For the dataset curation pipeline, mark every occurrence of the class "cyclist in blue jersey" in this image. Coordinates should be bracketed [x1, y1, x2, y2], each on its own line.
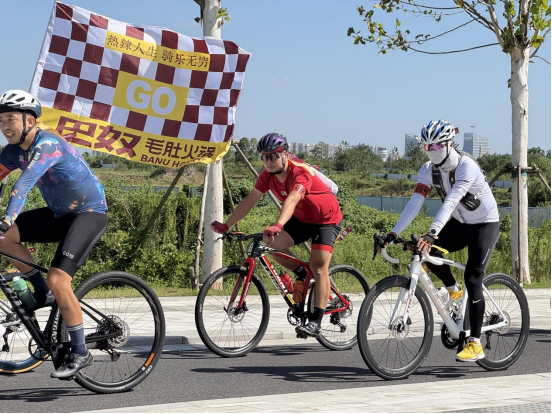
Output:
[0, 90, 108, 378]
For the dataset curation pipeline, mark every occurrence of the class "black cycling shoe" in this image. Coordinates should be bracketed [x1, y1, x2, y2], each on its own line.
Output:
[295, 322, 321, 338]
[51, 351, 93, 379]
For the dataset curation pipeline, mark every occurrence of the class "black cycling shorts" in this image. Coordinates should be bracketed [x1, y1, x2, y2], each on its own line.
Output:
[283, 215, 342, 252]
[16, 208, 108, 277]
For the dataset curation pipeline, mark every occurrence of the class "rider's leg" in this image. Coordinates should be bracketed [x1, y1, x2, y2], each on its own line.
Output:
[49, 212, 108, 378]
[424, 219, 468, 290]
[47, 267, 87, 355]
[309, 247, 332, 312]
[464, 221, 500, 340]
[263, 230, 297, 269]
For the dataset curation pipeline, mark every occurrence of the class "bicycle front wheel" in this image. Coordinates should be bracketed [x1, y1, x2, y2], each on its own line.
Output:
[308, 265, 370, 350]
[195, 265, 270, 358]
[475, 273, 530, 371]
[357, 275, 434, 380]
[59, 271, 166, 394]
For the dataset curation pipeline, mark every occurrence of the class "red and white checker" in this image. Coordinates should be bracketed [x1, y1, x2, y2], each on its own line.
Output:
[30, 2, 250, 143]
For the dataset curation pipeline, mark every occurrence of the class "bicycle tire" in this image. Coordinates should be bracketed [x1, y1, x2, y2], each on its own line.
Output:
[58, 271, 165, 394]
[357, 275, 434, 380]
[472, 273, 530, 371]
[307, 265, 370, 351]
[195, 265, 270, 358]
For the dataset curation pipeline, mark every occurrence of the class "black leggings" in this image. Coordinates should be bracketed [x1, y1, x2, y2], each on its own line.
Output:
[425, 219, 499, 338]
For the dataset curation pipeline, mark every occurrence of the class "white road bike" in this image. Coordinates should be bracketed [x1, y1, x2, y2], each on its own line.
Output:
[357, 235, 530, 380]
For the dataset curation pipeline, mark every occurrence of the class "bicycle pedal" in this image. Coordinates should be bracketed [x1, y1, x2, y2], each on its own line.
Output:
[54, 375, 75, 381]
[296, 332, 308, 340]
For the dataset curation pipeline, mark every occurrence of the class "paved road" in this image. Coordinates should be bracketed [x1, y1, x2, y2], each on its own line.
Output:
[0, 328, 549, 413]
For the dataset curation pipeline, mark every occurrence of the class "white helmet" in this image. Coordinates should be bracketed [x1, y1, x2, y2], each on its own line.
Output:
[0, 90, 42, 118]
[420, 119, 455, 144]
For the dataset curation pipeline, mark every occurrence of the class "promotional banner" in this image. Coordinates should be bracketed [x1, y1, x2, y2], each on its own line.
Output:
[30, 2, 250, 168]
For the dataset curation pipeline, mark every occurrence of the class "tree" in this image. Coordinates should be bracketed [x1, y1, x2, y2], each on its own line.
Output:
[311, 141, 329, 162]
[347, 0, 551, 284]
[334, 141, 385, 173]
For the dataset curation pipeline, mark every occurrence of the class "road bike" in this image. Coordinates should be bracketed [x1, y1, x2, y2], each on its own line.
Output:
[0, 249, 165, 394]
[357, 234, 530, 380]
[195, 229, 369, 357]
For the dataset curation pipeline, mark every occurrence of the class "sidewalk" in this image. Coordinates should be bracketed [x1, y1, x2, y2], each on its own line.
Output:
[86, 373, 551, 413]
[160, 288, 551, 347]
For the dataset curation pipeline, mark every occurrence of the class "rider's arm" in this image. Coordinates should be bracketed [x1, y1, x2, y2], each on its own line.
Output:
[391, 163, 432, 235]
[275, 190, 302, 226]
[429, 160, 478, 235]
[4, 140, 62, 223]
[225, 188, 264, 228]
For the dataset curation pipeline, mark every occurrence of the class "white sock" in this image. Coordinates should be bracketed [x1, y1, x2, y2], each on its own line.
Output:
[469, 337, 481, 345]
[447, 283, 460, 292]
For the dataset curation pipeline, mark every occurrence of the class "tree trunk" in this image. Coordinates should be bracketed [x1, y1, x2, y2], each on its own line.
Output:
[200, 0, 224, 284]
[510, 47, 531, 284]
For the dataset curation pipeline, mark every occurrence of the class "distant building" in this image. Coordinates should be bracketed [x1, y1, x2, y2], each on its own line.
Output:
[463, 133, 491, 158]
[404, 134, 419, 158]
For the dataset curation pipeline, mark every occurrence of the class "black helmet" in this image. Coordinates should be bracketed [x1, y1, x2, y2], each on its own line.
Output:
[257, 133, 288, 153]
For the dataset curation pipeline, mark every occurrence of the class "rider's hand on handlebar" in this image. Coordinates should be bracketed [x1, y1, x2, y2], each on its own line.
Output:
[211, 221, 229, 234]
[263, 222, 283, 243]
[417, 232, 436, 254]
[375, 232, 397, 253]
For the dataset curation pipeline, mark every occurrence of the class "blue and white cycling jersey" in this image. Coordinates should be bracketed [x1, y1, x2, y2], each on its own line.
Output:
[0, 129, 107, 222]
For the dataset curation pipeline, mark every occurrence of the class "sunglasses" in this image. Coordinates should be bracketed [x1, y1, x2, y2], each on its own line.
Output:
[260, 153, 281, 162]
[422, 142, 449, 151]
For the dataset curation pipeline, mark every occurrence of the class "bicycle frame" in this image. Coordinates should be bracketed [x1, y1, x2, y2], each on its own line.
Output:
[385, 251, 510, 340]
[0, 250, 123, 368]
[229, 238, 351, 318]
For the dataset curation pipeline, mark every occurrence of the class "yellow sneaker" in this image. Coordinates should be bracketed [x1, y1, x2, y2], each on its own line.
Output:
[456, 339, 485, 362]
[447, 284, 464, 301]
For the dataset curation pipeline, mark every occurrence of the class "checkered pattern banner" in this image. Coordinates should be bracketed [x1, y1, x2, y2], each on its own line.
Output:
[30, 2, 250, 168]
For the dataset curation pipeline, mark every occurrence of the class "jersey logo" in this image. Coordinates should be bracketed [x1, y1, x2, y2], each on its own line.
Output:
[414, 183, 430, 198]
[281, 191, 287, 196]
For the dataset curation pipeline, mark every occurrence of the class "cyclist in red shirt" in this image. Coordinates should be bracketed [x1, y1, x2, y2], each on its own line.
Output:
[212, 133, 343, 337]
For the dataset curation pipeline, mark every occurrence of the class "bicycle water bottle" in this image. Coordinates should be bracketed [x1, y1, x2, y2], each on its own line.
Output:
[280, 272, 294, 293]
[437, 287, 452, 309]
[12, 276, 37, 310]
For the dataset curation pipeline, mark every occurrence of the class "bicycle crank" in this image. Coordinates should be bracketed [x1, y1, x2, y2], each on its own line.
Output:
[287, 309, 301, 326]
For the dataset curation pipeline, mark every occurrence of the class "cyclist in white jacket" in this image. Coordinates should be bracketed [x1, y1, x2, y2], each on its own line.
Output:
[381, 119, 499, 362]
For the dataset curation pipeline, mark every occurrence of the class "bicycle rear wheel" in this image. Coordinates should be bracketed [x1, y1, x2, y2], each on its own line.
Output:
[195, 265, 270, 357]
[59, 271, 165, 394]
[475, 273, 530, 371]
[307, 265, 370, 350]
[357, 275, 434, 380]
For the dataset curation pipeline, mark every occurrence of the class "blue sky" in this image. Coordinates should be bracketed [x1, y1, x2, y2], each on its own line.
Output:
[1, 0, 550, 154]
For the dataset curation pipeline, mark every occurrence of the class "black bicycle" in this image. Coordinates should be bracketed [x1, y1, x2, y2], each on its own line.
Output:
[0, 249, 165, 394]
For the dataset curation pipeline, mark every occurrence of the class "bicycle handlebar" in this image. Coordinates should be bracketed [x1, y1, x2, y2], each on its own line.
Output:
[219, 232, 263, 243]
[375, 234, 457, 268]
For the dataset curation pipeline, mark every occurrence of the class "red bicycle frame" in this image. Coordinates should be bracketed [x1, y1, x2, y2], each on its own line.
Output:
[229, 249, 351, 316]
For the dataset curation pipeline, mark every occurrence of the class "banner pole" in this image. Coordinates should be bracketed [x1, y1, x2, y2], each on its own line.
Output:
[30, 0, 58, 93]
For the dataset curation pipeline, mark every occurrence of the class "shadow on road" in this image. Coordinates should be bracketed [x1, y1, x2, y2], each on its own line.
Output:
[0, 387, 86, 403]
[191, 363, 376, 384]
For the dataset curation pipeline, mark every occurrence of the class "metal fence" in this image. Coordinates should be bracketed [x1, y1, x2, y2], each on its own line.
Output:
[369, 173, 512, 188]
[357, 195, 550, 228]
